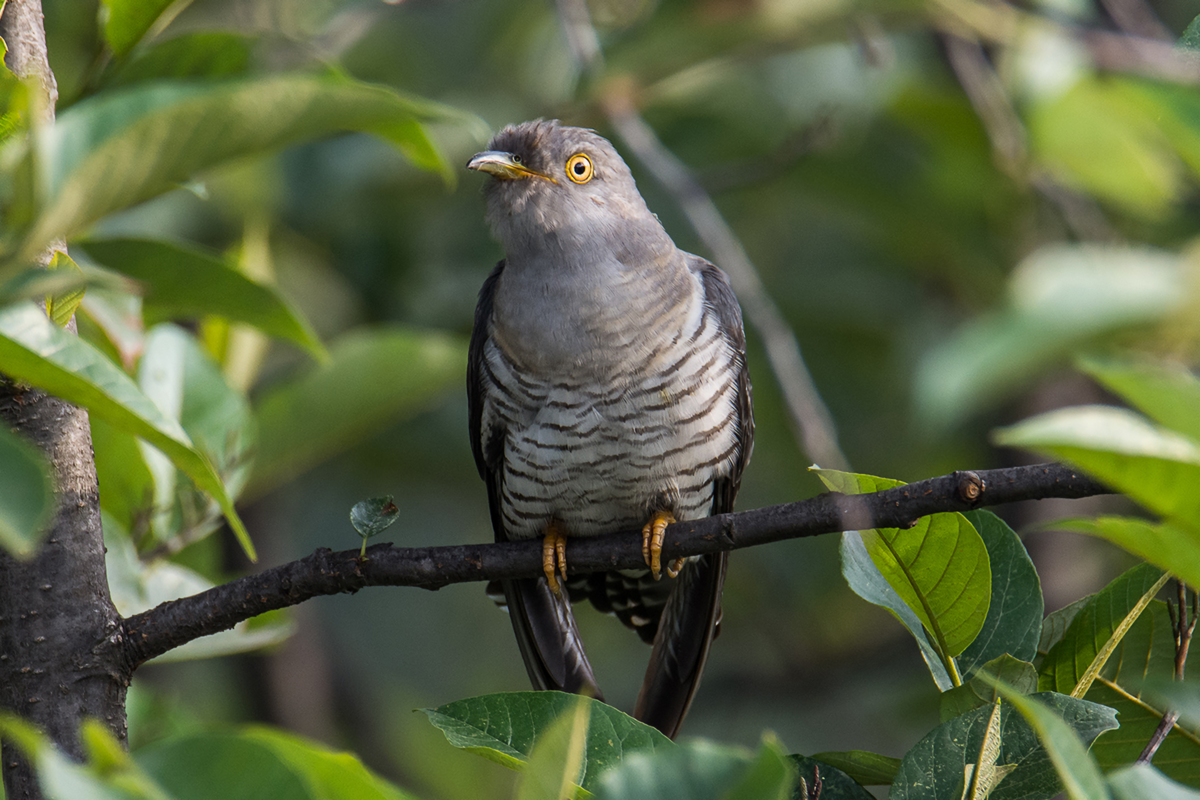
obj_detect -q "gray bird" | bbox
[466,120,753,738]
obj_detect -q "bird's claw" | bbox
[641,511,677,580]
[543,523,569,596]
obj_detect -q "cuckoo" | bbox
[466,120,754,738]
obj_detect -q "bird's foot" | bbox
[543,522,569,596]
[641,511,681,580]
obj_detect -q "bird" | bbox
[466,119,753,739]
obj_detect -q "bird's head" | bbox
[468,120,667,259]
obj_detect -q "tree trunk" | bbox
[0,3,128,798]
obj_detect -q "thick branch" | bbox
[121,462,1109,667]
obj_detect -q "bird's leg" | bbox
[641,511,682,580]
[543,520,569,595]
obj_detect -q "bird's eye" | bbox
[566,153,594,184]
[512,154,523,163]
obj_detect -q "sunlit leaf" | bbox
[516,697,590,800]
[1080,357,1200,444]
[0,302,253,558]
[44,250,85,327]
[77,238,326,359]
[1053,516,1200,600]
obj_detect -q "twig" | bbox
[554,0,849,470]
[1138,581,1197,764]
[119,461,1109,668]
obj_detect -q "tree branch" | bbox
[120,462,1109,668]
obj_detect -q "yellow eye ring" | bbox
[565,153,594,184]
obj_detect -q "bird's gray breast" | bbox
[481,260,741,541]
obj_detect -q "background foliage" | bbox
[3,0,1200,796]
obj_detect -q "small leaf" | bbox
[44,250,86,327]
[0,424,55,556]
[0,301,253,559]
[350,497,399,540]
[805,750,901,787]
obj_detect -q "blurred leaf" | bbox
[989,688,1112,800]
[957,510,1044,678]
[421,692,674,790]
[24,75,481,259]
[840,530,953,690]
[1109,764,1200,799]
[818,469,990,669]
[77,238,325,359]
[1029,78,1183,216]
[1053,516,1200,600]
[105,32,253,88]
[1115,81,1200,184]
[516,697,590,800]
[787,755,875,798]
[92,419,153,536]
[724,737,795,800]
[243,726,418,800]
[44,250,85,327]
[0,301,253,557]
[135,732,316,800]
[350,497,400,539]
[592,738,787,800]
[248,326,465,499]
[1081,357,1200,444]
[1183,15,1200,51]
[100,0,184,58]
[805,750,900,786]
[917,244,1185,428]
[994,404,1200,532]
[0,423,55,556]
[890,693,1117,800]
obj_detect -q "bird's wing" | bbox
[634,256,754,738]
[469,261,602,698]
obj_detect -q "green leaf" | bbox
[77,238,326,359]
[1109,764,1200,800]
[1029,78,1183,216]
[100,0,183,58]
[788,755,875,798]
[916,244,1184,428]
[1038,564,1200,784]
[45,250,86,327]
[243,726,418,800]
[91,418,154,537]
[0,301,253,558]
[0,424,54,556]
[841,529,953,690]
[592,738,778,800]
[1081,357,1200,444]
[1183,15,1200,51]
[989,688,1113,800]
[248,326,465,499]
[350,497,400,540]
[957,510,1044,678]
[1053,516,1200,600]
[994,404,1200,531]
[890,693,1117,800]
[24,75,481,258]
[517,697,591,800]
[421,692,674,791]
[818,469,991,669]
[1040,598,1090,656]
[724,736,796,800]
[104,32,253,88]
[805,750,901,786]
[942,655,1040,723]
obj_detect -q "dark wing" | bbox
[468,261,602,698]
[634,256,754,738]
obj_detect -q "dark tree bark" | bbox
[0,3,128,798]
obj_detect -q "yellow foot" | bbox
[641,511,677,580]
[543,522,569,596]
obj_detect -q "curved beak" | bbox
[466,151,554,182]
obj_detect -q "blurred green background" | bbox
[35,0,1200,795]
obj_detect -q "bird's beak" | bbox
[466,151,554,182]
